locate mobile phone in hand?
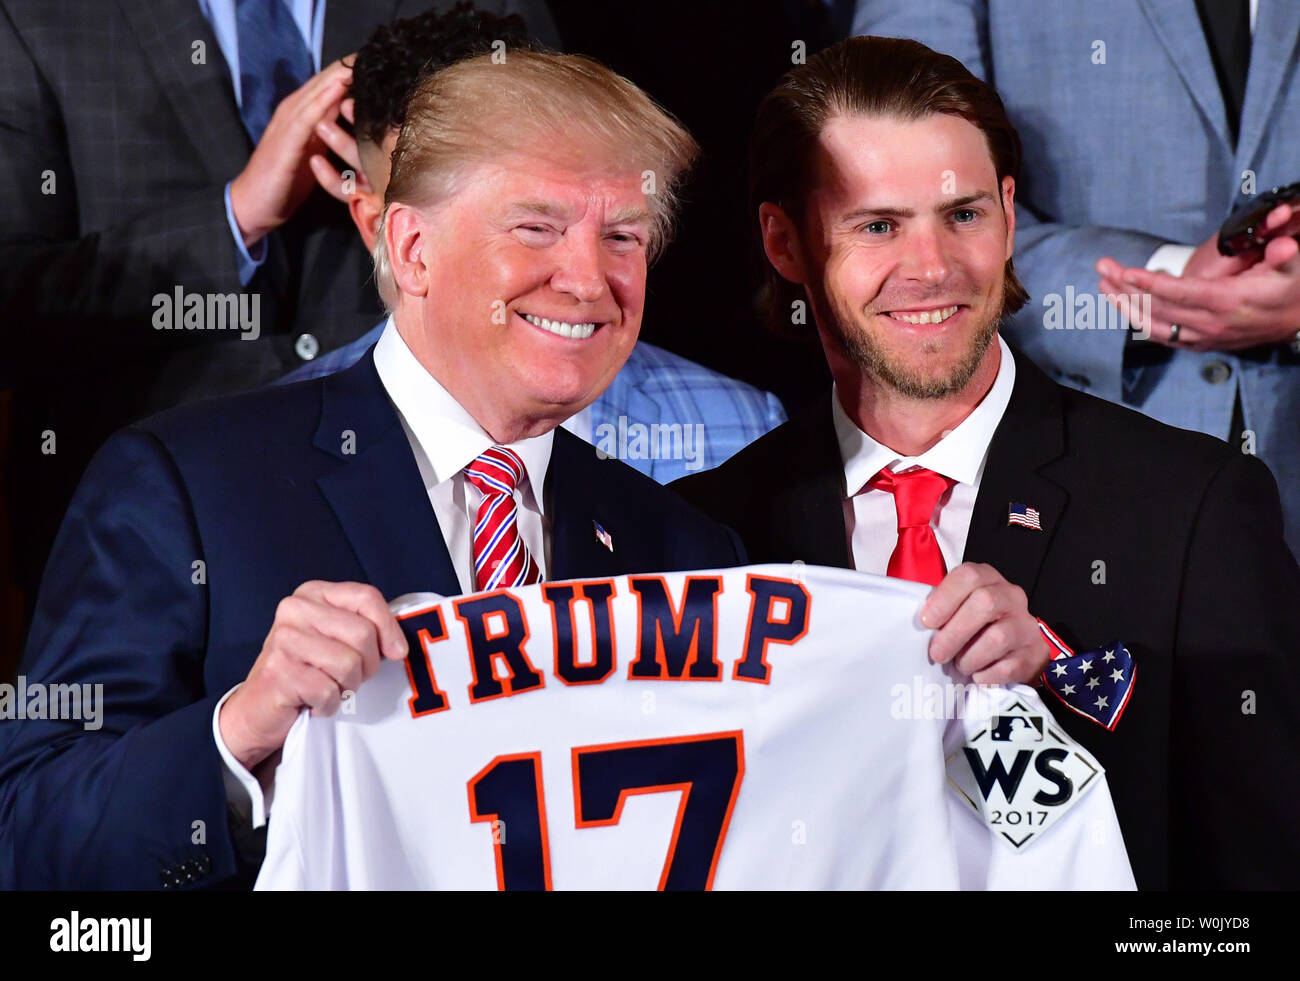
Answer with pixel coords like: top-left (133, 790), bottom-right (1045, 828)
top-left (1217, 182), bottom-right (1300, 256)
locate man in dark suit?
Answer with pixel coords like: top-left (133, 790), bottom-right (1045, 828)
top-left (0, 48), bottom-right (742, 889)
top-left (0, 0), bottom-right (559, 652)
top-left (674, 36), bottom-right (1300, 889)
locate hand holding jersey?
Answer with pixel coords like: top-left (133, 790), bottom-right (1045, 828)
top-left (921, 562), bottom-right (1049, 685)
top-left (219, 582), bottom-right (409, 773)
top-left (255, 565), bottom-right (1134, 890)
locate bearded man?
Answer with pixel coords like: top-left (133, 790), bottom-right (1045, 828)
top-left (674, 36), bottom-right (1300, 890)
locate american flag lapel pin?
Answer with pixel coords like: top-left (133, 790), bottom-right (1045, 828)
top-left (593, 520), bottom-right (614, 552)
top-left (1007, 502), bottom-right (1042, 530)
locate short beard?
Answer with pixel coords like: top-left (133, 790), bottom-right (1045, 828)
top-left (827, 302), bottom-right (1000, 400)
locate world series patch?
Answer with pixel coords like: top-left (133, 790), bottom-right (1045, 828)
top-left (946, 695), bottom-right (1105, 851)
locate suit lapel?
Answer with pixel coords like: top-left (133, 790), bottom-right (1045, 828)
top-left (1136, 0), bottom-right (1234, 151)
top-left (314, 351), bottom-right (461, 600)
top-left (548, 428), bottom-right (624, 580)
top-left (116, 0), bottom-right (251, 182)
top-left (1235, 0), bottom-right (1300, 173)
top-left (962, 348), bottom-right (1069, 598)
top-left (776, 394), bottom-right (852, 569)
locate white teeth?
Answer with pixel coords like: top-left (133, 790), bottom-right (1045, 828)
top-left (887, 305), bottom-right (960, 325)
top-left (521, 312), bottom-right (596, 339)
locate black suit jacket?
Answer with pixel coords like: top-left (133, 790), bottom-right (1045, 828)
top-left (0, 0), bottom-right (560, 603)
top-left (675, 344), bottom-right (1300, 890)
top-left (0, 348), bottom-right (742, 889)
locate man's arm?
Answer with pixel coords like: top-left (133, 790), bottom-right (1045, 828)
top-left (1170, 452), bottom-right (1300, 888)
top-left (0, 427), bottom-right (253, 889)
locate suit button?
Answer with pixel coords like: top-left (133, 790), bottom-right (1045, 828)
top-left (295, 332), bottom-right (320, 361)
top-left (1201, 360), bottom-right (1232, 384)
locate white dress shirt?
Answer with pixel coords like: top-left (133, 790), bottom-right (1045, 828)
top-left (835, 334), bottom-right (1015, 575)
top-left (215, 316), bottom-right (555, 829)
top-left (371, 318), bottom-right (554, 591)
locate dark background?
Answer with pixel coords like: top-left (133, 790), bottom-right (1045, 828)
top-left (546, 0), bottom-right (835, 410)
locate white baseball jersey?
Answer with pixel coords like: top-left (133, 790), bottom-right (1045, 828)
top-left (255, 564), bottom-right (1134, 890)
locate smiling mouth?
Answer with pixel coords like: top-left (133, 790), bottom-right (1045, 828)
top-left (519, 311), bottom-right (602, 339)
top-left (883, 305), bottom-right (962, 325)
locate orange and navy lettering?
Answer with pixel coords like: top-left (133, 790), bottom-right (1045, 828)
top-left (735, 575), bottom-right (811, 684)
top-left (543, 579), bottom-right (618, 686)
top-left (397, 603), bottom-right (451, 717)
top-left (627, 575), bottom-right (723, 680)
top-left (454, 590), bottom-right (544, 704)
top-left (571, 731), bottom-right (744, 890)
top-left (467, 752), bottom-right (553, 891)
top-left (400, 574), bottom-right (819, 711)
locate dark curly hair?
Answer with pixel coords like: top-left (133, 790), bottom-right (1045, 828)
top-left (349, 2), bottom-right (536, 147)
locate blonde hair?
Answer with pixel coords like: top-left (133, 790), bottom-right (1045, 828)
top-left (373, 50), bottom-right (699, 310)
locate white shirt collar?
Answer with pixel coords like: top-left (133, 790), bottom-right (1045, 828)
top-left (833, 333), bottom-right (1016, 497)
top-left (372, 316), bottom-right (553, 513)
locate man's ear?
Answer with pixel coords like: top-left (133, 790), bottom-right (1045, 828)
top-left (349, 189), bottom-right (384, 252)
top-left (758, 202), bottom-right (809, 286)
top-left (1000, 175), bottom-right (1016, 260)
top-left (385, 202), bottom-right (429, 300)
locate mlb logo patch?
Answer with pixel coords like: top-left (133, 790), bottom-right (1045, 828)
top-left (989, 714), bottom-right (1044, 743)
top-left (947, 697), bottom-right (1105, 851)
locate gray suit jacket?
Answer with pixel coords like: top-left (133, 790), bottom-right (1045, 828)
top-left (854, 0), bottom-right (1300, 557)
top-left (0, 0), bottom-right (558, 397)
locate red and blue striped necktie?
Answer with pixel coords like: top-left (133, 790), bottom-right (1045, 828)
top-left (464, 446), bottom-right (541, 592)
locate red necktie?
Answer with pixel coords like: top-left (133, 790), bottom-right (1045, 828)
top-left (463, 446), bottom-right (542, 591)
top-left (866, 467), bottom-right (956, 587)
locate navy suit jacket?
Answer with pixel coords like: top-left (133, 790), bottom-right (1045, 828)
top-left (0, 351), bottom-right (745, 889)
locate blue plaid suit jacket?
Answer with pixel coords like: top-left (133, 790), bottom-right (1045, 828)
top-left (280, 323), bottom-right (787, 482)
